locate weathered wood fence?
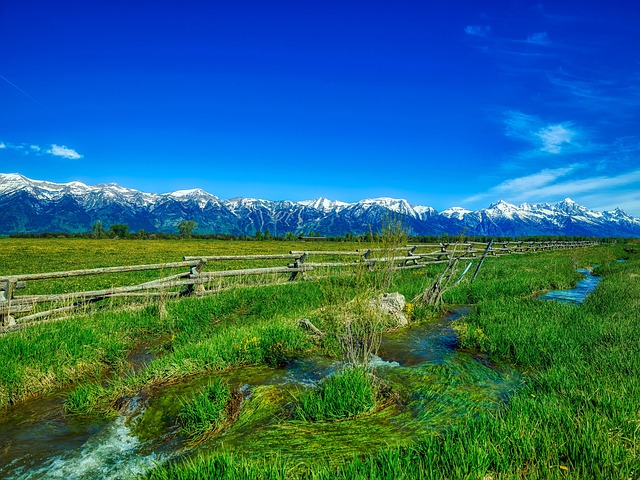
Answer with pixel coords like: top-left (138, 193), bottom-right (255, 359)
top-left (0, 240), bottom-right (597, 331)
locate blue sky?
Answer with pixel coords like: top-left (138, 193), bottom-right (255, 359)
top-left (1, 0), bottom-right (639, 215)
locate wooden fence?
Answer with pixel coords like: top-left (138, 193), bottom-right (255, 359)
top-left (0, 240), bottom-right (597, 331)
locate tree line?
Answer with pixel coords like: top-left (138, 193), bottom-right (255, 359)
top-left (6, 220), bottom-right (613, 243)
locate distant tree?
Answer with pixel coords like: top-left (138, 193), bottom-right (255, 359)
top-left (254, 230), bottom-right (264, 241)
top-left (284, 232), bottom-right (297, 241)
top-left (263, 229), bottom-right (271, 240)
top-left (91, 221), bottom-right (105, 239)
top-left (137, 229), bottom-right (148, 239)
top-left (178, 220), bottom-right (197, 238)
top-left (109, 223), bottom-right (129, 239)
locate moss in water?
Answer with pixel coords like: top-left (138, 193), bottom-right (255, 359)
top-left (189, 358), bottom-right (520, 465)
top-left (198, 383), bottom-right (416, 464)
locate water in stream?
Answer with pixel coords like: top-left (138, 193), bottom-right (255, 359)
top-left (538, 268), bottom-right (600, 305)
top-left (0, 309), bottom-right (522, 479)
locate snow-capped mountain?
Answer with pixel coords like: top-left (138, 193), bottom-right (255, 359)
top-left (1, 173), bottom-right (639, 237)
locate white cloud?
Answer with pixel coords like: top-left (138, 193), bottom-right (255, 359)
top-left (504, 111), bottom-right (580, 155)
top-left (464, 166), bottom-right (578, 203)
top-left (47, 144), bottom-right (83, 159)
top-left (464, 167), bottom-right (640, 216)
top-left (493, 166), bottom-right (577, 193)
top-left (464, 25), bottom-right (491, 37)
top-left (582, 190), bottom-right (640, 216)
top-left (537, 124), bottom-right (575, 153)
top-left (526, 32), bottom-right (549, 45)
top-left (0, 142), bottom-right (5, 149)
top-left (521, 169), bottom-right (640, 200)
top-left (30, 145), bottom-right (41, 151)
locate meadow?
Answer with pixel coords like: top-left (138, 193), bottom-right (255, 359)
top-left (0, 237), bottom-right (638, 479)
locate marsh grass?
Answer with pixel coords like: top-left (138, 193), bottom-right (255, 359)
top-left (179, 378), bottom-right (232, 439)
top-left (145, 244), bottom-right (640, 479)
top-left (3, 239), bottom-right (639, 479)
top-left (292, 366), bottom-right (377, 421)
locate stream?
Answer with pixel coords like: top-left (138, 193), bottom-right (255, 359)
top-left (0, 308), bottom-right (523, 479)
top-left (539, 268), bottom-right (600, 305)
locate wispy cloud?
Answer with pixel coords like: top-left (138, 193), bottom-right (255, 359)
top-left (547, 70), bottom-right (640, 110)
top-left (464, 25), bottom-right (491, 37)
top-left (493, 166), bottom-right (577, 193)
top-left (504, 111), bottom-right (582, 155)
top-left (47, 144), bottom-right (83, 159)
top-left (466, 167), bottom-right (640, 211)
top-left (522, 169), bottom-right (640, 200)
top-left (0, 141), bottom-right (83, 159)
top-left (465, 165), bottom-right (578, 203)
top-left (581, 190), bottom-right (640, 215)
top-left (536, 124), bottom-right (575, 153)
top-left (526, 32), bottom-right (549, 46)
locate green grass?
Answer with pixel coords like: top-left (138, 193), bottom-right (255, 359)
top-left (292, 366), bottom-right (378, 421)
top-left (179, 378), bottom-right (232, 439)
top-left (2, 239), bottom-right (639, 478)
top-left (144, 244), bottom-right (640, 479)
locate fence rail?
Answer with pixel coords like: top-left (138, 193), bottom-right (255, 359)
top-left (0, 240), bottom-right (598, 331)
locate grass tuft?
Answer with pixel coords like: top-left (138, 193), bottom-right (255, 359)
top-left (179, 377), bottom-right (232, 439)
top-left (293, 366), bottom-right (378, 421)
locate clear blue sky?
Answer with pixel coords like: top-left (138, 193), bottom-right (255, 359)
top-left (1, 1), bottom-right (639, 215)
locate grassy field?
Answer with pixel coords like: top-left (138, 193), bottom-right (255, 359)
top-left (1, 238), bottom-right (638, 478)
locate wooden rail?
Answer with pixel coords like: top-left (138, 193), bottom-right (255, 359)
top-left (0, 240), bottom-right (598, 331)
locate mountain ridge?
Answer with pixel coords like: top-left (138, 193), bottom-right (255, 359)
top-left (1, 173), bottom-right (639, 237)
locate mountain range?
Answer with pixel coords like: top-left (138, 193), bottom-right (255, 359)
top-left (1, 173), bottom-right (639, 237)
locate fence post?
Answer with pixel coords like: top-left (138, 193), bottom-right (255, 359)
top-left (0, 279), bottom-right (17, 327)
top-left (289, 253), bottom-right (307, 281)
top-left (471, 240), bottom-right (493, 283)
top-left (182, 259), bottom-right (207, 295)
top-left (403, 246), bottom-right (418, 266)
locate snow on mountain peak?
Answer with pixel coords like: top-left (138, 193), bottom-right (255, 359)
top-left (488, 199), bottom-right (517, 210)
top-left (0, 173), bottom-right (30, 193)
top-left (1, 173), bottom-right (639, 236)
top-left (440, 206), bottom-right (472, 220)
top-left (299, 197), bottom-right (350, 211)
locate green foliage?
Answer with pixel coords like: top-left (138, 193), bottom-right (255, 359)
top-left (65, 382), bottom-right (107, 414)
top-left (179, 378), bottom-right (232, 439)
top-left (293, 366), bottom-right (377, 421)
top-left (109, 223), bottom-right (129, 238)
top-left (2, 239), bottom-right (638, 479)
top-left (178, 220), bottom-right (197, 238)
top-left (146, 453), bottom-right (288, 480)
top-left (90, 220), bottom-right (105, 239)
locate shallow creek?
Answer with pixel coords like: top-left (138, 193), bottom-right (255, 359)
top-left (1, 308), bottom-right (522, 479)
top-left (538, 268), bottom-right (601, 304)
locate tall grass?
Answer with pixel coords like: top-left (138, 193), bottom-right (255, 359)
top-left (146, 245), bottom-right (640, 478)
top-left (3, 239), bottom-right (638, 478)
top-left (179, 378), bottom-right (232, 439)
top-left (292, 366), bottom-right (377, 421)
